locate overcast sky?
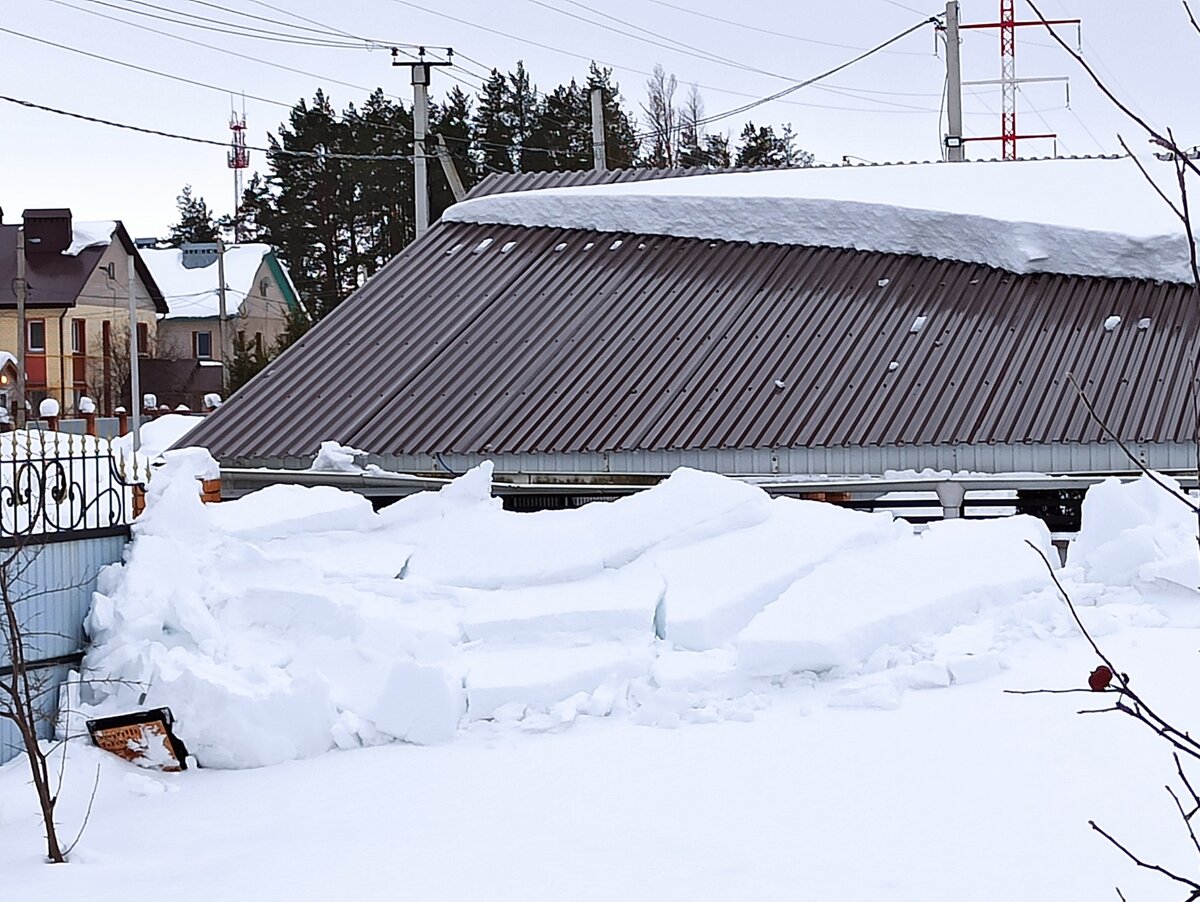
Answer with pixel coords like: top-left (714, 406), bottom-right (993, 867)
top-left (1, 1), bottom-right (1194, 238)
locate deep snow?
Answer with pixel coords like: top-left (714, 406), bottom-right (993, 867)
top-left (444, 156), bottom-right (1195, 282)
top-left (2, 456), bottom-right (1198, 899)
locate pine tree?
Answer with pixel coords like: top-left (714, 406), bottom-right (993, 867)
top-left (506, 61), bottom-right (541, 172)
top-left (474, 69), bottom-right (514, 174)
top-left (527, 80), bottom-right (589, 172)
top-left (167, 185), bottom-right (218, 245)
top-left (227, 332), bottom-right (270, 394)
top-left (733, 122), bottom-right (813, 168)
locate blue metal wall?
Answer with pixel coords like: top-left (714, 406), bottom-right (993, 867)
top-left (0, 530), bottom-right (128, 765)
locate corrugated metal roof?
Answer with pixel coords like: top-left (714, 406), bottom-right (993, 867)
top-left (185, 220), bottom-right (1199, 466)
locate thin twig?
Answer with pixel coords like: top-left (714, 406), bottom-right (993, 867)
top-left (63, 763), bottom-right (101, 858)
top-left (1067, 374), bottom-right (1198, 511)
top-left (1090, 820), bottom-right (1200, 892)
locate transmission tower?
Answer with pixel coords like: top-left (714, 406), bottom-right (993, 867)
top-left (227, 101), bottom-right (249, 241)
top-left (946, 1), bottom-right (1080, 160)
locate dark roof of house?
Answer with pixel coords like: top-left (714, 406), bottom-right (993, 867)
top-left (0, 221), bottom-right (167, 313)
top-left (184, 218), bottom-right (1198, 465)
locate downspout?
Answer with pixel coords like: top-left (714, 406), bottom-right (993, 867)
top-left (57, 309), bottom-right (67, 411)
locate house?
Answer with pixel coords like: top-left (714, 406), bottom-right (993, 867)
top-left (140, 242), bottom-right (298, 365)
top-left (183, 156), bottom-right (1200, 483)
top-left (0, 209), bottom-right (167, 415)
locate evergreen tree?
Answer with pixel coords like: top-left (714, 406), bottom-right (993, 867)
top-left (167, 185), bottom-right (218, 245)
top-left (733, 121), bottom-right (814, 168)
top-left (473, 69), bottom-right (513, 174)
top-left (526, 80), bottom-right (589, 172)
top-left (506, 61), bottom-right (541, 172)
top-left (227, 332), bottom-right (270, 395)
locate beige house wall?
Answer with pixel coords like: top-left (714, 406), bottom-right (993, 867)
top-left (156, 255), bottom-right (291, 364)
top-left (0, 240), bottom-right (160, 414)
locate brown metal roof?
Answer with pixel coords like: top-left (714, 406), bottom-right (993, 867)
top-left (186, 219), bottom-right (1198, 468)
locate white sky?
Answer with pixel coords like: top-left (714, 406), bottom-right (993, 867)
top-left (0, 1), bottom-right (1194, 238)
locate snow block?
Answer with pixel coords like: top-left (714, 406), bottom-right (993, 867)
top-left (737, 516), bottom-right (1056, 677)
top-left (369, 660), bottom-right (465, 745)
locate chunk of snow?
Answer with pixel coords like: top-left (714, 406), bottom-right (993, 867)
top-left (1138, 317), bottom-right (1151, 330)
top-left (909, 315), bottom-right (927, 334)
top-left (63, 220), bottom-right (115, 256)
top-left (77, 396), bottom-right (96, 414)
top-left (203, 393), bottom-right (223, 409)
top-left (112, 413), bottom-right (203, 460)
top-left (473, 238), bottom-right (493, 253)
top-left (38, 398), bottom-right (59, 418)
top-left (773, 379), bottom-right (786, 390)
top-left (877, 278), bottom-right (890, 287)
top-left (310, 440), bottom-right (369, 473)
top-left (887, 360), bottom-right (900, 371)
top-left (1104, 315), bottom-right (1121, 332)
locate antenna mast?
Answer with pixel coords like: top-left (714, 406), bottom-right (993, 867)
top-left (227, 100), bottom-right (249, 241)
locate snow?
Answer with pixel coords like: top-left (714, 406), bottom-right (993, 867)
top-left (111, 413), bottom-right (203, 461)
top-left (444, 157), bottom-right (1197, 283)
top-left (139, 244), bottom-right (271, 319)
top-left (2, 466), bottom-right (1200, 898)
top-left (63, 220), bottom-right (116, 256)
top-left (37, 397), bottom-right (59, 418)
top-left (1104, 314), bottom-right (1122, 331)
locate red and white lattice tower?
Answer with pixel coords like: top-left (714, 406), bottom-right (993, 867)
top-left (227, 108), bottom-right (249, 240)
top-left (999, 0), bottom-right (1017, 160)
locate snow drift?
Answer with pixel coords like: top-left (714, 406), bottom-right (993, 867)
top-left (80, 454), bottom-right (1116, 768)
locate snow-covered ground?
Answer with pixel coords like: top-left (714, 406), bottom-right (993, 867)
top-left (1, 452), bottom-right (1198, 899)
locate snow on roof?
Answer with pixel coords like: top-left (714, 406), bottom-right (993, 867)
top-left (141, 244), bottom-right (271, 319)
top-left (63, 220), bottom-right (116, 256)
top-left (444, 156), bottom-right (1194, 283)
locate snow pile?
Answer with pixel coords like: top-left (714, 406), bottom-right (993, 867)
top-left (63, 220), bottom-right (116, 256)
top-left (444, 157), bottom-right (1195, 282)
top-left (140, 244), bottom-right (271, 319)
top-left (111, 413), bottom-right (203, 461)
top-left (1069, 474), bottom-right (1199, 592)
top-left (310, 440), bottom-right (369, 473)
top-left (74, 458), bottom-right (1095, 769)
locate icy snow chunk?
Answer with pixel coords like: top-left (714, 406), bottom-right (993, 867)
top-left (655, 497), bottom-right (906, 650)
top-left (1138, 317), bottom-right (1151, 330)
top-left (78, 395), bottom-right (96, 414)
top-left (737, 516), bottom-right (1056, 677)
top-left (472, 237), bottom-right (494, 254)
top-left (310, 440), bottom-right (368, 473)
top-left (609, 240), bottom-right (622, 250)
top-left (773, 379), bottom-right (786, 390)
top-left (460, 566), bottom-right (664, 643)
top-left (209, 484), bottom-right (377, 540)
top-left (877, 278), bottom-right (890, 287)
top-left (464, 641), bottom-right (653, 720)
top-left (1103, 315), bottom-right (1121, 332)
top-left (1069, 474), bottom-right (1200, 591)
top-left (887, 361), bottom-right (900, 372)
top-left (829, 677), bottom-right (902, 711)
top-left (500, 241), bottom-right (517, 253)
top-left (946, 653), bottom-right (1003, 685)
top-left (38, 398), bottom-right (59, 418)
top-left (554, 242), bottom-right (567, 252)
top-left (909, 315), bottom-right (927, 334)
top-left (370, 660), bottom-right (465, 745)
top-left (112, 414), bottom-right (204, 461)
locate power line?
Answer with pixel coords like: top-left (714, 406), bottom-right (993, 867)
top-left (633, 15), bottom-right (940, 137)
top-left (641, 0), bottom-right (931, 57)
top-left (0, 25), bottom-right (294, 110)
top-left (0, 93), bottom-right (416, 160)
top-left (49, 0), bottom-right (408, 104)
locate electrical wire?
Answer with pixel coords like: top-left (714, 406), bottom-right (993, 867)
top-left (641, 0), bottom-right (931, 57)
top-left (632, 15), bottom-right (939, 137)
top-left (49, 0), bottom-right (408, 104)
top-left (0, 93), bottom-right (417, 160)
top-left (0, 25), bottom-right (295, 110)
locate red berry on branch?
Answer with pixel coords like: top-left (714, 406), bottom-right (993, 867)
top-left (1088, 665), bottom-right (1114, 692)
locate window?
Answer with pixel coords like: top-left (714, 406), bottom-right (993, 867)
top-left (137, 322), bottom-right (149, 357)
top-left (27, 320), bottom-right (45, 353)
top-left (71, 319), bottom-right (86, 354)
top-left (193, 330), bottom-right (213, 359)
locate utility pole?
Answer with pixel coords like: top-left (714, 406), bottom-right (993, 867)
top-left (127, 250), bottom-right (142, 453)
top-left (216, 236), bottom-right (229, 380)
top-left (943, 1), bottom-right (965, 162)
top-left (14, 227), bottom-right (26, 429)
top-left (591, 87), bottom-right (607, 172)
top-left (392, 47), bottom-right (454, 239)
